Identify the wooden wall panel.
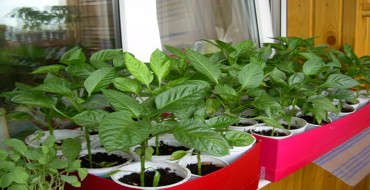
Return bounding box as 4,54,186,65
261,164,369,190
313,0,343,49
287,0,314,38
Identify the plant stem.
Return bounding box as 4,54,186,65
197,150,202,176
47,118,54,135
140,141,147,187
155,135,159,156
287,99,297,130
271,127,276,137
85,129,93,168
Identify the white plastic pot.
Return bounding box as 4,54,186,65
279,117,308,135
328,104,356,121
111,161,191,189
228,119,258,133
250,126,292,139
24,129,86,155
79,148,133,177
217,132,256,164
178,155,229,180
131,134,193,163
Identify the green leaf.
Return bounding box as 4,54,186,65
238,63,264,89
2,139,28,156
151,121,176,136
11,93,55,109
303,57,324,76
44,73,71,88
320,74,360,89
125,52,153,88
225,130,255,147
288,72,305,86
48,157,68,169
84,67,117,96
253,116,284,129
10,168,29,184
61,175,80,187
102,89,144,118
164,45,186,58
150,49,172,84
0,173,14,188
66,63,96,79
66,160,81,172
134,146,154,161
31,65,66,75
205,98,221,115
206,116,240,129
214,84,236,100
33,83,74,98
8,184,28,190
62,138,82,161
0,148,8,161
170,150,188,161
71,110,109,128
8,112,33,120
186,48,221,83
269,67,287,85
153,169,161,187
80,94,110,109
99,111,151,152
173,120,229,157
155,80,210,111
42,135,56,147
113,54,125,67
78,168,88,181
0,161,15,171
91,49,123,62
60,47,86,65
113,77,142,96
309,95,337,113
90,60,111,69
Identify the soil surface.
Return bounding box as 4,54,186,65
298,115,331,125
118,168,184,187
341,106,354,113
235,122,253,126
186,162,224,176
80,152,128,168
253,129,288,137
151,141,188,155
281,124,300,130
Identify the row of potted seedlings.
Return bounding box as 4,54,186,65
0,36,368,189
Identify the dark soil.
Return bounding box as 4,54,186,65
253,129,288,137
80,152,128,169
186,162,224,176
89,130,99,135
281,124,300,130
298,115,331,125
151,141,188,155
118,168,184,187
235,122,253,126
341,106,354,113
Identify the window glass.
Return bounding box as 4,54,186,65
156,0,253,49
0,0,120,110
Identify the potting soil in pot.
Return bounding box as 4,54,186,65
118,167,184,187
281,124,300,130
186,162,224,176
253,129,287,137
151,141,189,155
341,106,354,113
80,152,128,168
298,115,331,125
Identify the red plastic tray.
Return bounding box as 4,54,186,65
65,141,261,190
253,104,370,182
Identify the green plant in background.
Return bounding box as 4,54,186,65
0,132,87,190
264,37,360,124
